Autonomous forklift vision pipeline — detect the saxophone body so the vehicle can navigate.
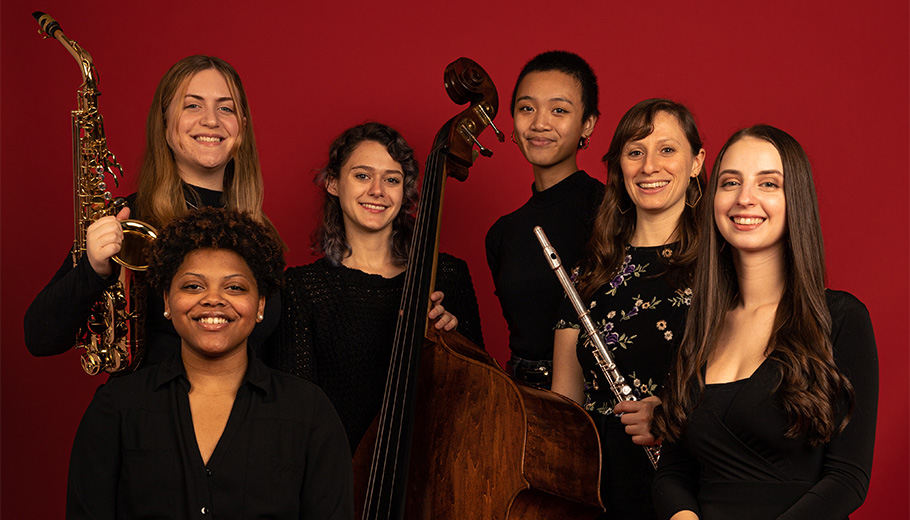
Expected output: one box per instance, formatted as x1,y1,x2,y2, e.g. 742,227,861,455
35,12,158,375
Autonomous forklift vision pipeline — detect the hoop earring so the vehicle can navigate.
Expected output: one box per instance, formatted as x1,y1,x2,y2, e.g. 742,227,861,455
510,131,517,144
686,178,702,208
579,135,590,150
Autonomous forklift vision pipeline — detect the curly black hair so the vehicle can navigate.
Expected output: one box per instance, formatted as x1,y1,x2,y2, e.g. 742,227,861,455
147,207,285,297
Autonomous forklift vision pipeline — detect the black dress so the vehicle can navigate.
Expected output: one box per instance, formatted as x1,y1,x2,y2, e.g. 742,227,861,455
652,290,878,520
66,348,354,519
485,170,604,364
263,252,483,453
24,185,280,366
556,244,692,520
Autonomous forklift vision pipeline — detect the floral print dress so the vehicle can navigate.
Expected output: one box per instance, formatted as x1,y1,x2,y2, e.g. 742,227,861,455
555,244,692,519
556,244,691,415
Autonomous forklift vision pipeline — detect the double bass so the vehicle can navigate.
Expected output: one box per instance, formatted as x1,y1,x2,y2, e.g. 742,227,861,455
353,58,605,520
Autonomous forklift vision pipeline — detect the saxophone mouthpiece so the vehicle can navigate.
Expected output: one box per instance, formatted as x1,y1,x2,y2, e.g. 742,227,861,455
33,11,61,38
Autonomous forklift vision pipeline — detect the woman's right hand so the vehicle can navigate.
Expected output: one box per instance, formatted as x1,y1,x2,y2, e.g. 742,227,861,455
85,207,129,278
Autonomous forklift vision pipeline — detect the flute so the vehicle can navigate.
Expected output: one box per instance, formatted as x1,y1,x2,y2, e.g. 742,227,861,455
534,226,660,469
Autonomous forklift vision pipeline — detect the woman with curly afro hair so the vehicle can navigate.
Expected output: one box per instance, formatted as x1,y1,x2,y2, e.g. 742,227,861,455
66,208,354,519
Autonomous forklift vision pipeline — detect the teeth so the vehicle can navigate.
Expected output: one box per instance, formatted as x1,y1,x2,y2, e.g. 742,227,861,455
638,181,669,189
733,217,764,225
197,317,228,324
361,203,386,210
195,136,222,143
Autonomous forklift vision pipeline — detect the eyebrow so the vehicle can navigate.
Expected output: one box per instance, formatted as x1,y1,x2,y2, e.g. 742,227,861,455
180,272,250,280
516,95,576,105
184,94,234,103
718,169,783,176
350,165,403,175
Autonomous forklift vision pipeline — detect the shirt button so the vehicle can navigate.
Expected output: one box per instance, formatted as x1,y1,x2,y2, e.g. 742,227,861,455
201,506,210,515
206,468,213,477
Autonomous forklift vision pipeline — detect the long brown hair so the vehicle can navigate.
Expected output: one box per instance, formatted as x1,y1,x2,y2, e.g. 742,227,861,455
655,125,854,446
575,99,706,302
135,55,265,227
313,122,420,266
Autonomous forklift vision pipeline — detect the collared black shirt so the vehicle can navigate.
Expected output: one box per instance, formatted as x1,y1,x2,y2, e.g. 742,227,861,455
66,349,354,519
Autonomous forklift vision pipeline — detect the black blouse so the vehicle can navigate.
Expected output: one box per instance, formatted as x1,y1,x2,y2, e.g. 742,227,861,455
66,349,354,519
653,290,878,520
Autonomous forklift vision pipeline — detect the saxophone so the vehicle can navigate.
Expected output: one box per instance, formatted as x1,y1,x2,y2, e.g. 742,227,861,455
534,226,661,469
34,12,158,375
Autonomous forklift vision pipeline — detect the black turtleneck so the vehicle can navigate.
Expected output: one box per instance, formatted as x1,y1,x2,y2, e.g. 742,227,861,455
485,170,604,361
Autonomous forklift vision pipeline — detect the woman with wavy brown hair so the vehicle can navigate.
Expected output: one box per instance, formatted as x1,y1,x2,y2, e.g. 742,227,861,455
264,122,484,453
652,125,878,519
25,55,278,366
551,98,706,519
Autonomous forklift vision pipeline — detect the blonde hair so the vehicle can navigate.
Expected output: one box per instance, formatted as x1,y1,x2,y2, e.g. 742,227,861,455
135,55,264,227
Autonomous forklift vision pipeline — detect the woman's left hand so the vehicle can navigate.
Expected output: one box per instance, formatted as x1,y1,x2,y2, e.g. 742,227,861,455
428,291,458,331
614,396,662,446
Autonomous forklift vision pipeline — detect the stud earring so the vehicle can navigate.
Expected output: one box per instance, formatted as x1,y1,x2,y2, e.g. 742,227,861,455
163,310,170,319
257,314,264,322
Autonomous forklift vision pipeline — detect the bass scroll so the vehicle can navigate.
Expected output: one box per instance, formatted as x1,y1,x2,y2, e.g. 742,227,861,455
34,12,158,375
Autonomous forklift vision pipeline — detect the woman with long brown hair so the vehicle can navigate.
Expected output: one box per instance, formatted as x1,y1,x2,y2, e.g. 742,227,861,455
652,125,878,519
25,55,279,365
550,98,706,519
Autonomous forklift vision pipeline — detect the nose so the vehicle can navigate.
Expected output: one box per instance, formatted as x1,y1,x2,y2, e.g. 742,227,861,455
200,287,227,306
642,152,659,174
736,183,756,206
530,110,550,131
368,177,383,197
200,105,219,128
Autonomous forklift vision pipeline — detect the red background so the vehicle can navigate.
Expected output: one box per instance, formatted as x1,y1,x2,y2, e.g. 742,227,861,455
2,1,907,517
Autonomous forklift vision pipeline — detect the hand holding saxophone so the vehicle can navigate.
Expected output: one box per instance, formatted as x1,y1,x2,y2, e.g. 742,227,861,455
614,396,662,446
85,207,129,278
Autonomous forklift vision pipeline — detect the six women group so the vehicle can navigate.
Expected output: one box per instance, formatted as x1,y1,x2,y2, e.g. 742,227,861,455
24,50,878,520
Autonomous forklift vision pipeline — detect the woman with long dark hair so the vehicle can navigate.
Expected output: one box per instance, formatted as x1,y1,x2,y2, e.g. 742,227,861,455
265,122,483,453
652,125,878,519
550,98,706,519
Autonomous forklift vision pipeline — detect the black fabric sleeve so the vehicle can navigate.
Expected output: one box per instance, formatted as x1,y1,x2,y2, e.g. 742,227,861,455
436,253,484,347
652,435,702,520
778,291,878,519
484,222,501,293
66,382,121,518
299,386,355,519
262,272,318,384
24,252,119,357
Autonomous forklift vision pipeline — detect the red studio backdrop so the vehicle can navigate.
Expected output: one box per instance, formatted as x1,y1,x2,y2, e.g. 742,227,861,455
2,0,907,517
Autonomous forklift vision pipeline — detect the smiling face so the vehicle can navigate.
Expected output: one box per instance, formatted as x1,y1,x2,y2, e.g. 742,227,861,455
714,137,787,257
165,248,264,360
165,68,242,189
512,70,596,178
327,140,404,240
620,111,705,218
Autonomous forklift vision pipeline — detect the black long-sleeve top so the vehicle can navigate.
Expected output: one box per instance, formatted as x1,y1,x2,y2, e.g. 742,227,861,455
263,253,483,453
653,290,878,520
485,170,604,361
24,185,280,366
66,348,354,519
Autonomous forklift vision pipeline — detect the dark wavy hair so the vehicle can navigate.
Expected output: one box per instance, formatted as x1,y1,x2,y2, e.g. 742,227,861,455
148,207,285,297
510,50,600,123
313,122,419,266
654,125,854,446
575,99,706,302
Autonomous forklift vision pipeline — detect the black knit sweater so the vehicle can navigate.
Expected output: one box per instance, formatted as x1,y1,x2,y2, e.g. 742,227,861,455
263,253,483,453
